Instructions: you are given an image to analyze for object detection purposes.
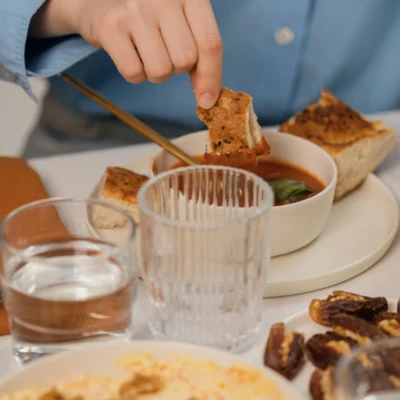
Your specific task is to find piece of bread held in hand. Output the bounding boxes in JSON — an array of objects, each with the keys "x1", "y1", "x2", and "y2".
[
  {"x1": 280, "y1": 89, "x2": 396, "y2": 201},
  {"x1": 196, "y1": 88, "x2": 270, "y2": 167},
  {"x1": 94, "y1": 167, "x2": 148, "y2": 228}
]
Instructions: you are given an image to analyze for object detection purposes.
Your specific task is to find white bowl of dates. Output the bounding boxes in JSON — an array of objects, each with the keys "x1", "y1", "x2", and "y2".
[
  {"x1": 151, "y1": 130, "x2": 338, "y2": 257},
  {"x1": 263, "y1": 290, "x2": 400, "y2": 399}
]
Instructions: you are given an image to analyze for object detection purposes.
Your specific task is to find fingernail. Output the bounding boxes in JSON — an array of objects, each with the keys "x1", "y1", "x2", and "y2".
[{"x1": 199, "y1": 92, "x2": 216, "y2": 109}]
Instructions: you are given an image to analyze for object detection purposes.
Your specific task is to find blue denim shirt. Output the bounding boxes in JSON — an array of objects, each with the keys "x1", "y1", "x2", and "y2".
[{"x1": 1, "y1": 0, "x2": 400, "y2": 129}]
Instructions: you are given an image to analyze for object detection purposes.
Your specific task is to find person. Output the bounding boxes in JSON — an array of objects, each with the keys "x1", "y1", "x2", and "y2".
[{"x1": 1, "y1": 0, "x2": 400, "y2": 158}]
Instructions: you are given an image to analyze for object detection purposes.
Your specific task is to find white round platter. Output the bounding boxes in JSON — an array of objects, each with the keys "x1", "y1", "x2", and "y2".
[
  {"x1": 0, "y1": 340, "x2": 304, "y2": 399},
  {"x1": 283, "y1": 299, "x2": 397, "y2": 398},
  {"x1": 265, "y1": 174, "x2": 399, "y2": 296},
  {"x1": 116, "y1": 148, "x2": 399, "y2": 298}
]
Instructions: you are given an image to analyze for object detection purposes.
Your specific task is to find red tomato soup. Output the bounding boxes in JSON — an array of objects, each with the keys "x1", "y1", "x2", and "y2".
[{"x1": 171, "y1": 156, "x2": 325, "y2": 206}]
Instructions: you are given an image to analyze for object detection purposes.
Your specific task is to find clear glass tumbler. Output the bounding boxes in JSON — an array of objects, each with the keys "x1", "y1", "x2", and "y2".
[
  {"x1": 336, "y1": 338, "x2": 400, "y2": 400},
  {"x1": 0, "y1": 198, "x2": 136, "y2": 364},
  {"x1": 138, "y1": 165, "x2": 273, "y2": 352}
]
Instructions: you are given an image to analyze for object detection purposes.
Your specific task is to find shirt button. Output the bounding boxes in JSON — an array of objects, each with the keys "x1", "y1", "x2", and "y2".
[{"x1": 274, "y1": 26, "x2": 294, "y2": 46}]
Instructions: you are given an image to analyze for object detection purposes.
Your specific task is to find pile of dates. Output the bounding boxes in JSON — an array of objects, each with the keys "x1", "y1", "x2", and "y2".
[{"x1": 264, "y1": 290, "x2": 400, "y2": 400}]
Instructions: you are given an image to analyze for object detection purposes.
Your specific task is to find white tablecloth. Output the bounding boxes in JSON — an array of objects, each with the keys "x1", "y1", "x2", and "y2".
[{"x1": 2, "y1": 111, "x2": 400, "y2": 376}]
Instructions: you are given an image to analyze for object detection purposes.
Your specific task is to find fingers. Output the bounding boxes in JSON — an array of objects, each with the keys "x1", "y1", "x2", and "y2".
[
  {"x1": 130, "y1": 3, "x2": 173, "y2": 83},
  {"x1": 159, "y1": 3, "x2": 198, "y2": 74},
  {"x1": 89, "y1": 0, "x2": 222, "y2": 96},
  {"x1": 189, "y1": 68, "x2": 197, "y2": 88},
  {"x1": 94, "y1": 4, "x2": 146, "y2": 84},
  {"x1": 101, "y1": 30, "x2": 146, "y2": 84},
  {"x1": 185, "y1": 0, "x2": 223, "y2": 109}
]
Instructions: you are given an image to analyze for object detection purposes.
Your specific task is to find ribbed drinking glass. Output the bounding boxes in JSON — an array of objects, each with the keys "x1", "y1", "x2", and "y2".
[
  {"x1": 336, "y1": 338, "x2": 400, "y2": 400},
  {"x1": 138, "y1": 165, "x2": 273, "y2": 352}
]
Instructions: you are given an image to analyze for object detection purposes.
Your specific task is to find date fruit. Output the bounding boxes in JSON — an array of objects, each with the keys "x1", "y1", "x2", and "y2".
[
  {"x1": 310, "y1": 291, "x2": 388, "y2": 326},
  {"x1": 330, "y1": 313, "x2": 387, "y2": 344},
  {"x1": 306, "y1": 332, "x2": 357, "y2": 370},
  {"x1": 381, "y1": 348, "x2": 400, "y2": 378},
  {"x1": 264, "y1": 322, "x2": 305, "y2": 380},
  {"x1": 374, "y1": 312, "x2": 399, "y2": 324},
  {"x1": 366, "y1": 369, "x2": 398, "y2": 393},
  {"x1": 309, "y1": 367, "x2": 335, "y2": 400}
]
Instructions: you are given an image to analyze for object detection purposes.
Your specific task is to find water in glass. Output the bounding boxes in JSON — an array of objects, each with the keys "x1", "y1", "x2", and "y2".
[{"x1": 0, "y1": 199, "x2": 136, "y2": 364}]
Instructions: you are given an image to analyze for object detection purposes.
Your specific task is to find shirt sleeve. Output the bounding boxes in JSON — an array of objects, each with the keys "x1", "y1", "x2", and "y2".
[{"x1": 0, "y1": 0, "x2": 97, "y2": 100}]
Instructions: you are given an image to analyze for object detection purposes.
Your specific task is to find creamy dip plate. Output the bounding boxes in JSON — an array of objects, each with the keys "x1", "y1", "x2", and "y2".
[{"x1": 0, "y1": 341, "x2": 304, "y2": 400}]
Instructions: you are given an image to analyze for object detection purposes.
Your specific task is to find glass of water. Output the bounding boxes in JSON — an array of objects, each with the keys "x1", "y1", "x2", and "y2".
[
  {"x1": 138, "y1": 165, "x2": 273, "y2": 352},
  {"x1": 336, "y1": 338, "x2": 400, "y2": 400},
  {"x1": 0, "y1": 198, "x2": 136, "y2": 364}
]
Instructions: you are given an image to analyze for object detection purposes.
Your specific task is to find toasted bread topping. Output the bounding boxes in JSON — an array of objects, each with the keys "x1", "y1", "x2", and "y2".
[
  {"x1": 280, "y1": 89, "x2": 393, "y2": 150},
  {"x1": 280, "y1": 89, "x2": 395, "y2": 201},
  {"x1": 102, "y1": 167, "x2": 148, "y2": 203},
  {"x1": 197, "y1": 88, "x2": 269, "y2": 166},
  {"x1": 197, "y1": 89, "x2": 253, "y2": 153}
]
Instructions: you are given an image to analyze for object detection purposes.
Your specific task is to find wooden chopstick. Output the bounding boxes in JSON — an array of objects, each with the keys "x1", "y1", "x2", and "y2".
[{"x1": 62, "y1": 73, "x2": 199, "y2": 166}]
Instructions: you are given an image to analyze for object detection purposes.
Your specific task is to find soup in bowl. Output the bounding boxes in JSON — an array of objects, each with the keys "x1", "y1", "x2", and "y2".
[
  {"x1": 172, "y1": 157, "x2": 326, "y2": 206},
  {"x1": 151, "y1": 130, "x2": 337, "y2": 256}
]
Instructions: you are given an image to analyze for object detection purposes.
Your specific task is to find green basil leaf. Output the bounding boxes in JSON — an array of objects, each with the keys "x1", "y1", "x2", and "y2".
[{"x1": 267, "y1": 179, "x2": 313, "y2": 203}]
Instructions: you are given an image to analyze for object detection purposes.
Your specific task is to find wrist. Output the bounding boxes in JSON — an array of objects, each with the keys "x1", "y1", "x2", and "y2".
[{"x1": 30, "y1": 0, "x2": 82, "y2": 38}]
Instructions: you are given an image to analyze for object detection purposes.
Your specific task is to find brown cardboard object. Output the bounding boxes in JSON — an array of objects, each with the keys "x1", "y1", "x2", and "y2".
[
  {"x1": 0, "y1": 157, "x2": 50, "y2": 215},
  {"x1": 0, "y1": 157, "x2": 58, "y2": 335}
]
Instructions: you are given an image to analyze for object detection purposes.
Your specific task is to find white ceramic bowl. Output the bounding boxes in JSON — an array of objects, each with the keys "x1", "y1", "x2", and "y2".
[
  {"x1": 150, "y1": 130, "x2": 337, "y2": 257},
  {"x1": 0, "y1": 341, "x2": 305, "y2": 399}
]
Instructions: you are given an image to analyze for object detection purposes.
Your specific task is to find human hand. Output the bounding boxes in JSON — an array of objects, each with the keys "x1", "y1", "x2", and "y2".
[{"x1": 32, "y1": 0, "x2": 223, "y2": 109}]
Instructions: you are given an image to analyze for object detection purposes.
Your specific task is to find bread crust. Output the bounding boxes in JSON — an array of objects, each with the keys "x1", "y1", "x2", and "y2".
[
  {"x1": 94, "y1": 167, "x2": 149, "y2": 229},
  {"x1": 334, "y1": 178, "x2": 366, "y2": 201},
  {"x1": 280, "y1": 89, "x2": 395, "y2": 201},
  {"x1": 280, "y1": 89, "x2": 394, "y2": 154},
  {"x1": 101, "y1": 166, "x2": 148, "y2": 203},
  {"x1": 204, "y1": 150, "x2": 257, "y2": 167},
  {"x1": 197, "y1": 88, "x2": 269, "y2": 166}
]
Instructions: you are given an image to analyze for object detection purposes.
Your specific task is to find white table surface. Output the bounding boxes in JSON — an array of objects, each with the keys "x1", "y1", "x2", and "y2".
[{"x1": 2, "y1": 111, "x2": 400, "y2": 378}]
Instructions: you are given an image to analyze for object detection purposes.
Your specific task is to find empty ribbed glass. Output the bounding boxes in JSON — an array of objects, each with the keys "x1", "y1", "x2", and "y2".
[
  {"x1": 336, "y1": 338, "x2": 400, "y2": 400},
  {"x1": 138, "y1": 165, "x2": 273, "y2": 352}
]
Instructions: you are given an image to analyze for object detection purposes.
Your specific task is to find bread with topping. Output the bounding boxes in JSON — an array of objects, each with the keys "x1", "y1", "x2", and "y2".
[
  {"x1": 94, "y1": 166, "x2": 148, "y2": 228},
  {"x1": 196, "y1": 88, "x2": 270, "y2": 166},
  {"x1": 280, "y1": 89, "x2": 395, "y2": 200}
]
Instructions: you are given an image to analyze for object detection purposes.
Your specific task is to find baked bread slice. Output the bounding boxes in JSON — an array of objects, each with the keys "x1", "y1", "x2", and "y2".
[
  {"x1": 196, "y1": 88, "x2": 270, "y2": 166},
  {"x1": 94, "y1": 166, "x2": 148, "y2": 228},
  {"x1": 280, "y1": 89, "x2": 395, "y2": 200}
]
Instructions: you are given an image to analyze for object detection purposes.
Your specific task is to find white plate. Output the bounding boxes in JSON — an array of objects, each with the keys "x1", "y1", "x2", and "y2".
[
  {"x1": 284, "y1": 299, "x2": 397, "y2": 398},
  {"x1": 0, "y1": 341, "x2": 304, "y2": 399},
  {"x1": 118, "y1": 149, "x2": 399, "y2": 297},
  {"x1": 266, "y1": 174, "x2": 399, "y2": 296}
]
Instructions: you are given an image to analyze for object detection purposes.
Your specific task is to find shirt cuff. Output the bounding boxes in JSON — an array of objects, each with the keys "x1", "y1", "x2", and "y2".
[
  {"x1": 0, "y1": 2, "x2": 97, "y2": 100},
  {"x1": 26, "y1": 36, "x2": 98, "y2": 79},
  {"x1": 0, "y1": 8, "x2": 41, "y2": 99}
]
